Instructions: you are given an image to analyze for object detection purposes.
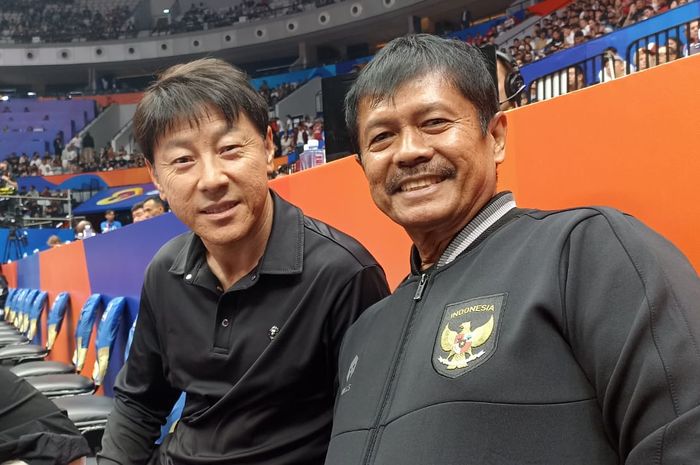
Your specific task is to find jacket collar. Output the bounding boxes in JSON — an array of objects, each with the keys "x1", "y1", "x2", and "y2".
[
  {"x1": 168, "y1": 190, "x2": 304, "y2": 277},
  {"x1": 409, "y1": 192, "x2": 517, "y2": 274}
]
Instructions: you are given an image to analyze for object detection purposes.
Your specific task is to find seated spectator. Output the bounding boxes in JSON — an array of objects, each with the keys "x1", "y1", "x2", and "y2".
[
  {"x1": 567, "y1": 65, "x2": 586, "y2": 91},
  {"x1": 130, "y1": 201, "x2": 146, "y2": 223},
  {"x1": 46, "y1": 234, "x2": 62, "y2": 248},
  {"x1": 75, "y1": 220, "x2": 95, "y2": 239},
  {"x1": 635, "y1": 45, "x2": 657, "y2": 70},
  {"x1": 100, "y1": 209, "x2": 122, "y2": 233},
  {"x1": 685, "y1": 19, "x2": 699, "y2": 56},
  {"x1": 142, "y1": 196, "x2": 166, "y2": 219}
]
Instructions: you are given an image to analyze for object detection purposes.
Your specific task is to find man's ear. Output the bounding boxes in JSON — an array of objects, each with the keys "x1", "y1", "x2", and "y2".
[
  {"x1": 488, "y1": 111, "x2": 508, "y2": 165},
  {"x1": 145, "y1": 159, "x2": 167, "y2": 201},
  {"x1": 354, "y1": 153, "x2": 363, "y2": 167}
]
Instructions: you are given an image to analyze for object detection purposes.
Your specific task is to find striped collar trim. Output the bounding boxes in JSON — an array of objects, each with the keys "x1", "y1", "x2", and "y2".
[{"x1": 437, "y1": 192, "x2": 517, "y2": 268}]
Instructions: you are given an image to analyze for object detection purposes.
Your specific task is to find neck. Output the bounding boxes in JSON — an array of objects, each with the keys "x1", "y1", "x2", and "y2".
[
  {"x1": 409, "y1": 227, "x2": 468, "y2": 271},
  {"x1": 409, "y1": 193, "x2": 496, "y2": 271},
  {"x1": 204, "y1": 192, "x2": 274, "y2": 289}
]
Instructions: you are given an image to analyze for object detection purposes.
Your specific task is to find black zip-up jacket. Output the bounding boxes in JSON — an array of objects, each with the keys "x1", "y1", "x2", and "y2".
[
  {"x1": 325, "y1": 204, "x2": 700, "y2": 465},
  {"x1": 99, "y1": 192, "x2": 389, "y2": 465}
]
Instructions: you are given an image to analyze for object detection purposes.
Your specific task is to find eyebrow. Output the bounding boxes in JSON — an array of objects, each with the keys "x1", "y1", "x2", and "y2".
[{"x1": 160, "y1": 121, "x2": 235, "y2": 151}]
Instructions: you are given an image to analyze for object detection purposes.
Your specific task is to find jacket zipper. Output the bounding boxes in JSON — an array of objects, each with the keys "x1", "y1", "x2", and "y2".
[{"x1": 361, "y1": 272, "x2": 429, "y2": 465}]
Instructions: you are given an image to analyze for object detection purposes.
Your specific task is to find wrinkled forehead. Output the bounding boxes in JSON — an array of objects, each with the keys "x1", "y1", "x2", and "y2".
[{"x1": 358, "y1": 72, "x2": 458, "y2": 116}]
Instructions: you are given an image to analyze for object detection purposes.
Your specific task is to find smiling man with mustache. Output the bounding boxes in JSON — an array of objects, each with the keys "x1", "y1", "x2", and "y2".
[
  {"x1": 323, "y1": 34, "x2": 700, "y2": 465},
  {"x1": 98, "y1": 58, "x2": 389, "y2": 465}
]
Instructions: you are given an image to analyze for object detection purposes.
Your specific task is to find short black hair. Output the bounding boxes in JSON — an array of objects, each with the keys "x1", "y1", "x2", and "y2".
[
  {"x1": 344, "y1": 34, "x2": 498, "y2": 155},
  {"x1": 144, "y1": 195, "x2": 165, "y2": 208},
  {"x1": 130, "y1": 202, "x2": 144, "y2": 213},
  {"x1": 134, "y1": 58, "x2": 269, "y2": 164},
  {"x1": 105, "y1": 209, "x2": 115, "y2": 215}
]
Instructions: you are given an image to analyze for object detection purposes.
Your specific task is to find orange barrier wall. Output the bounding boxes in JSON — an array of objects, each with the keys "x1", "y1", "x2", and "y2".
[
  {"x1": 39, "y1": 242, "x2": 95, "y2": 370},
  {"x1": 272, "y1": 55, "x2": 700, "y2": 288},
  {"x1": 43, "y1": 167, "x2": 151, "y2": 187}
]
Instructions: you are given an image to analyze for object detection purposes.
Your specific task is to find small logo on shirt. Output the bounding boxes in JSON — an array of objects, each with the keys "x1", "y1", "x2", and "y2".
[
  {"x1": 433, "y1": 294, "x2": 506, "y2": 378},
  {"x1": 268, "y1": 325, "x2": 279, "y2": 340},
  {"x1": 341, "y1": 355, "x2": 359, "y2": 395}
]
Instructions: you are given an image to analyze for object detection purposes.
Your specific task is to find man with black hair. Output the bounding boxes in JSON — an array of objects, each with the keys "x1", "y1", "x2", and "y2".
[
  {"x1": 141, "y1": 196, "x2": 165, "y2": 219},
  {"x1": 130, "y1": 201, "x2": 146, "y2": 223},
  {"x1": 100, "y1": 209, "x2": 122, "y2": 233},
  {"x1": 99, "y1": 58, "x2": 389, "y2": 465},
  {"x1": 324, "y1": 34, "x2": 700, "y2": 465}
]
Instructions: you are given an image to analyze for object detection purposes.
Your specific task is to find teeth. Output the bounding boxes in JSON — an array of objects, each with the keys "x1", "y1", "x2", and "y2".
[
  {"x1": 204, "y1": 204, "x2": 233, "y2": 214},
  {"x1": 400, "y1": 176, "x2": 441, "y2": 192}
]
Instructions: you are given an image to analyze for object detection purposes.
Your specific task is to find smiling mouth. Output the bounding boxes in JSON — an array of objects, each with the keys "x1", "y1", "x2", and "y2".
[
  {"x1": 398, "y1": 176, "x2": 444, "y2": 193},
  {"x1": 201, "y1": 201, "x2": 237, "y2": 214}
]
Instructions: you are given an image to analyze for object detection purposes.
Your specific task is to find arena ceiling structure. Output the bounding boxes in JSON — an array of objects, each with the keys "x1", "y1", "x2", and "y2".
[{"x1": 0, "y1": 0, "x2": 512, "y2": 93}]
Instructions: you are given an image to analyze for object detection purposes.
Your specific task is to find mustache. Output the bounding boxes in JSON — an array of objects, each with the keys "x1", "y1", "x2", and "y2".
[{"x1": 385, "y1": 162, "x2": 457, "y2": 195}]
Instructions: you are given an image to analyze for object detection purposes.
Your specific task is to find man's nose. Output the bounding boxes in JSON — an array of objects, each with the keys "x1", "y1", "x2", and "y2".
[
  {"x1": 395, "y1": 128, "x2": 434, "y2": 167},
  {"x1": 198, "y1": 157, "x2": 228, "y2": 192}
]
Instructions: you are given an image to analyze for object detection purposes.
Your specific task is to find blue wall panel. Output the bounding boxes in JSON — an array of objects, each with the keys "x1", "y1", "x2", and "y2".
[{"x1": 83, "y1": 212, "x2": 188, "y2": 395}]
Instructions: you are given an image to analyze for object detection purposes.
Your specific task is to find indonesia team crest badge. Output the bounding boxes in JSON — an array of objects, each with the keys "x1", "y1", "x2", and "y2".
[{"x1": 433, "y1": 294, "x2": 506, "y2": 378}]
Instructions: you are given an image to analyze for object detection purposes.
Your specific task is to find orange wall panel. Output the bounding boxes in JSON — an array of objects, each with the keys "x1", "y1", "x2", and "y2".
[
  {"x1": 271, "y1": 160, "x2": 413, "y2": 289},
  {"x1": 503, "y1": 55, "x2": 700, "y2": 271},
  {"x1": 39, "y1": 241, "x2": 94, "y2": 368}
]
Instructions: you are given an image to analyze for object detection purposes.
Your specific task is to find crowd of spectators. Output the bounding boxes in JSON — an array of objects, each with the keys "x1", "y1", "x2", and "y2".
[
  {"x1": 504, "y1": 0, "x2": 692, "y2": 68},
  {"x1": 0, "y1": 0, "x2": 137, "y2": 44},
  {"x1": 269, "y1": 115, "x2": 325, "y2": 177},
  {"x1": 161, "y1": 0, "x2": 341, "y2": 35},
  {"x1": 257, "y1": 80, "x2": 301, "y2": 108},
  {"x1": 3, "y1": 136, "x2": 145, "y2": 179},
  {"x1": 463, "y1": 12, "x2": 524, "y2": 47}
]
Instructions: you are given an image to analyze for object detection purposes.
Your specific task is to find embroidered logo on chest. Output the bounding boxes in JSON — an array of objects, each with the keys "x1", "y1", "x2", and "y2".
[{"x1": 432, "y1": 293, "x2": 506, "y2": 378}]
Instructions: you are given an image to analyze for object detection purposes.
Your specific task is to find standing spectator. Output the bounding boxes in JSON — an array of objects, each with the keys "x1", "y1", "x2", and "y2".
[
  {"x1": 81, "y1": 131, "x2": 95, "y2": 166},
  {"x1": 100, "y1": 209, "x2": 122, "y2": 233},
  {"x1": 53, "y1": 133, "x2": 64, "y2": 157},
  {"x1": 61, "y1": 142, "x2": 78, "y2": 171}
]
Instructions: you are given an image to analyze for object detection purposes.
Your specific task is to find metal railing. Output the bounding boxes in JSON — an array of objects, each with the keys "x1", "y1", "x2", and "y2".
[
  {"x1": 525, "y1": 16, "x2": 698, "y2": 103},
  {"x1": 0, "y1": 192, "x2": 73, "y2": 230}
]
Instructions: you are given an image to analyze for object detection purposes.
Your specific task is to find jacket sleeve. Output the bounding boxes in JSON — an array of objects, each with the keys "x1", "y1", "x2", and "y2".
[
  {"x1": 0, "y1": 367, "x2": 90, "y2": 465},
  {"x1": 324, "y1": 264, "x2": 390, "y2": 389},
  {"x1": 98, "y1": 287, "x2": 180, "y2": 465},
  {"x1": 561, "y1": 211, "x2": 700, "y2": 463}
]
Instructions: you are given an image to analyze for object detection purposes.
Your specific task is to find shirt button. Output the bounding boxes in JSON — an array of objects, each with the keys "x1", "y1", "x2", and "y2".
[
  {"x1": 216, "y1": 286, "x2": 223, "y2": 292},
  {"x1": 185, "y1": 273, "x2": 192, "y2": 280},
  {"x1": 251, "y1": 273, "x2": 257, "y2": 281},
  {"x1": 221, "y1": 318, "x2": 230, "y2": 327}
]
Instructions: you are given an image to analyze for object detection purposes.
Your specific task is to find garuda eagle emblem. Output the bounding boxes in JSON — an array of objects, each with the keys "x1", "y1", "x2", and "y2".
[{"x1": 438, "y1": 316, "x2": 494, "y2": 370}]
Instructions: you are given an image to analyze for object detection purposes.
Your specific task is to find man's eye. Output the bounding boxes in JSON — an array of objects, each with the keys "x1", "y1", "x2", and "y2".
[
  {"x1": 423, "y1": 118, "x2": 448, "y2": 127},
  {"x1": 172, "y1": 156, "x2": 193, "y2": 165},
  {"x1": 370, "y1": 133, "x2": 391, "y2": 145},
  {"x1": 220, "y1": 145, "x2": 240, "y2": 156}
]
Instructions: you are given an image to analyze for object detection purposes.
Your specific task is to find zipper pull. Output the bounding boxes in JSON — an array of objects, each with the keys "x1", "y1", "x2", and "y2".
[{"x1": 413, "y1": 273, "x2": 428, "y2": 301}]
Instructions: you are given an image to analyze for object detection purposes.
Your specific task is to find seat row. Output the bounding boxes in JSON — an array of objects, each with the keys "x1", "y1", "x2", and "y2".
[{"x1": 1, "y1": 288, "x2": 127, "y2": 436}]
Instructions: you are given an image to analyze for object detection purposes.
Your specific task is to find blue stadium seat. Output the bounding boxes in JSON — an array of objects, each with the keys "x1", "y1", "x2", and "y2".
[
  {"x1": 27, "y1": 296, "x2": 126, "y2": 398},
  {"x1": 5, "y1": 292, "x2": 73, "y2": 371}
]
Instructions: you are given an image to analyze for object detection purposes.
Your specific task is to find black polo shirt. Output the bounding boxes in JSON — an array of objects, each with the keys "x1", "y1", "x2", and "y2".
[{"x1": 99, "y1": 191, "x2": 389, "y2": 465}]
